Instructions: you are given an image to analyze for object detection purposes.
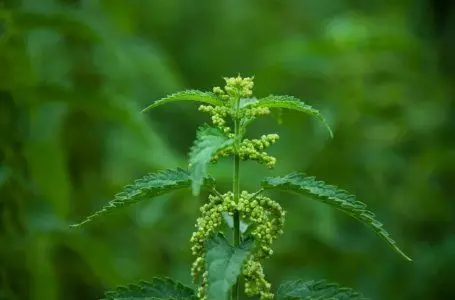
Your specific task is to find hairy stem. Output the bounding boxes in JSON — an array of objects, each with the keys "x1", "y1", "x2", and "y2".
[{"x1": 232, "y1": 99, "x2": 241, "y2": 300}]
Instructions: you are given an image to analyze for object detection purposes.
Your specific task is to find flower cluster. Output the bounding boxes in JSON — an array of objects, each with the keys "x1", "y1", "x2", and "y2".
[
  {"x1": 212, "y1": 75, "x2": 255, "y2": 101},
  {"x1": 212, "y1": 134, "x2": 280, "y2": 168},
  {"x1": 238, "y1": 105, "x2": 271, "y2": 120},
  {"x1": 240, "y1": 192, "x2": 285, "y2": 299},
  {"x1": 190, "y1": 191, "x2": 285, "y2": 300},
  {"x1": 243, "y1": 260, "x2": 273, "y2": 299},
  {"x1": 238, "y1": 135, "x2": 279, "y2": 168},
  {"x1": 240, "y1": 191, "x2": 285, "y2": 259},
  {"x1": 198, "y1": 75, "x2": 258, "y2": 131},
  {"x1": 198, "y1": 105, "x2": 231, "y2": 132}
]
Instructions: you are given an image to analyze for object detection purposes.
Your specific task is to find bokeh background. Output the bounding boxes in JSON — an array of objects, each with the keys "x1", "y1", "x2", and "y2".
[{"x1": 1, "y1": 0, "x2": 454, "y2": 299}]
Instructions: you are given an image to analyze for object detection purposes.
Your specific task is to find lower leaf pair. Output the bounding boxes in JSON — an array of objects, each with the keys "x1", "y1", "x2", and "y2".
[{"x1": 102, "y1": 248, "x2": 369, "y2": 300}]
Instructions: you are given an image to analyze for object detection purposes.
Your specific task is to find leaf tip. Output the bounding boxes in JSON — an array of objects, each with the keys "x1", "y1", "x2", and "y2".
[
  {"x1": 69, "y1": 219, "x2": 88, "y2": 228},
  {"x1": 322, "y1": 120, "x2": 334, "y2": 138},
  {"x1": 393, "y1": 244, "x2": 413, "y2": 262},
  {"x1": 141, "y1": 105, "x2": 153, "y2": 113},
  {"x1": 402, "y1": 253, "x2": 413, "y2": 262}
]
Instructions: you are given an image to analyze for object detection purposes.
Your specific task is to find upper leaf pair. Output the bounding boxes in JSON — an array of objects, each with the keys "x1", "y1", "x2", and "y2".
[{"x1": 141, "y1": 89, "x2": 333, "y2": 138}]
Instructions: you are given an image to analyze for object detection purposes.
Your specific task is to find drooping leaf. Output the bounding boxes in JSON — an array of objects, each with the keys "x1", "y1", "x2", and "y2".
[
  {"x1": 189, "y1": 125, "x2": 234, "y2": 196},
  {"x1": 261, "y1": 173, "x2": 412, "y2": 261},
  {"x1": 71, "y1": 168, "x2": 214, "y2": 227},
  {"x1": 102, "y1": 277, "x2": 196, "y2": 300},
  {"x1": 142, "y1": 90, "x2": 223, "y2": 112},
  {"x1": 276, "y1": 279, "x2": 368, "y2": 300},
  {"x1": 205, "y1": 233, "x2": 254, "y2": 300},
  {"x1": 250, "y1": 95, "x2": 333, "y2": 138}
]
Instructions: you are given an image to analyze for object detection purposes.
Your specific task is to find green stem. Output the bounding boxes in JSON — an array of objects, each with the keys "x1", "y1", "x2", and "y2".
[{"x1": 232, "y1": 100, "x2": 241, "y2": 300}]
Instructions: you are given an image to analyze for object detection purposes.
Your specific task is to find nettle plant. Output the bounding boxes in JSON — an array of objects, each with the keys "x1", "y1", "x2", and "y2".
[{"x1": 71, "y1": 75, "x2": 411, "y2": 300}]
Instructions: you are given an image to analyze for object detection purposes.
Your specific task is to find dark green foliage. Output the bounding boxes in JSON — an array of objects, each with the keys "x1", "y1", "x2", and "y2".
[
  {"x1": 102, "y1": 278, "x2": 196, "y2": 300},
  {"x1": 11, "y1": 10, "x2": 101, "y2": 41},
  {"x1": 71, "y1": 168, "x2": 214, "y2": 227},
  {"x1": 142, "y1": 90, "x2": 223, "y2": 112},
  {"x1": 1, "y1": 0, "x2": 453, "y2": 299},
  {"x1": 205, "y1": 234, "x2": 254, "y2": 300},
  {"x1": 276, "y1": 279, "x2": 367, "y2": 300},
  {"x1": 261, "y1": 173, "x2": 412, "y2": 261},
  {"x1": 189, "y1": 126, "x2": 234, "y2": 196}
]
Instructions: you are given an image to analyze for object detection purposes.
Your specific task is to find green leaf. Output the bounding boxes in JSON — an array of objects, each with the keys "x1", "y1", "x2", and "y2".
[
  {"x1": 221, "y1": 212, "x2": 249, "y2": 233},
  {"x1": 142, "y1": 90, "x2": 223, "y2": 112},
  {"x1": 205, "y1": 234, "x2": 254, "y2": 300},
  {"x1": 71, "y1": 168, "x2": 214, "y2": 227},
  {"x1": 276, "y1": 279, "x2": 368, "y2": 300},
  {"x1": 238, "y1": 97, "x2": 258, "y2": 108},
  {"x1": 251, "y1": 95, "x2": 333, "y2": 138},
  {"x1": 261, "y1": 173, "x2": 412, "y2": 261},
  {"x1": 189, "y1": 126, "x2": 233, "y2": 196},
  {"x1": 102, "y1": 277, "x2": 196, "y2": 300}
]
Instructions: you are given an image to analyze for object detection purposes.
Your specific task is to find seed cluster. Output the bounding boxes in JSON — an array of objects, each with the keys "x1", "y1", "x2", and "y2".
[{"x1": 190, "y1": 191, "x2": 285, "y2": 300}]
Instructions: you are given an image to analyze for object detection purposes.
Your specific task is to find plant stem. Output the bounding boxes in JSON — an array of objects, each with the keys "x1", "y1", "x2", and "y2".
[{"x1": 232, "y1": 100, "x2": 241, "y2": 300}]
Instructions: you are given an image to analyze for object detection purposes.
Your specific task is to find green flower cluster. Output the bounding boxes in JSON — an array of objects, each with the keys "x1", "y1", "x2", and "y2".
[
  {"x1": 190, "y1": 191, "x2": 285, "y2": 300},
  {"x1": 240, "y1": 192, "x2": 285, "y2": 299},
  {"x1": 238, "y1": 135, "x2": 279, "y2": 168},
  {"x1": 243, "y1": 259, "x2": 272, "y2": 299},
  {"x1": 213, "y1": 75, "x2": 255, "y2": 100},
  {"x1": 198, "y1": 75, "x2": 259, "y2": 133},
  {"x1": 212, "y1": 134, "x2": 280, "y2": 168},
  {"x1": 198, "y1": 105, "x2": 231, "y2": 132},
  {"x1": 239, "y1": 106, "x2": 271, "y2": 119}
]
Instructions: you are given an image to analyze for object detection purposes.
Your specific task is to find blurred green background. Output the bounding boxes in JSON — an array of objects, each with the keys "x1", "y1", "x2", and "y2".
[{"x1": 1, "y1": 0, "x2": 454, "y2": 299}]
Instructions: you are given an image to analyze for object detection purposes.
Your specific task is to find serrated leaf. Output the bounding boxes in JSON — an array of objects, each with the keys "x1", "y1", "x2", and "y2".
[
  {"x1": 102, "y1": 277, "x2": 196, "y2": 300},
  {"x1": 261, "y1": 173, "x2": 412, "y2": 261},
  {"x1": 71, "y1": 168, "x2": 214, "y2": 227},
  {"x1": 251, "y1": 95, "x2": 333, "y2": 138},
  {"x1": 142, "y1": 90, "x2": 223, "y2": 112},
  {"x1": 276, "y1": 279, "x2": 368, "y2": 300},
  {"x1": 189, "y1": 126, "x2": 234, "y2": 196},
  {"x1": 205, "y1": 234, "x2": 254, "y2": 300}
]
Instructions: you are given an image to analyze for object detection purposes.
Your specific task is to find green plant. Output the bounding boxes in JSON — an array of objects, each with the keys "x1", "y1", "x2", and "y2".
[{"x1": 71, "y1": 75, "x2": 411, "y2": 300}]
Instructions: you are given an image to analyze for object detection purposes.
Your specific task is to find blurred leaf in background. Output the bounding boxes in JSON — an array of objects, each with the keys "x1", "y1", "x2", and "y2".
[{"x1": 0, "y1": 0, "x2": 454, "y2": 299}]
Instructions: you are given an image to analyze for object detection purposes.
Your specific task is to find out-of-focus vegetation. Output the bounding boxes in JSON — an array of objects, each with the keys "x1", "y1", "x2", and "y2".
[{"x1": 1, "y1": 0, "x2": 454, "y2": 299}]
